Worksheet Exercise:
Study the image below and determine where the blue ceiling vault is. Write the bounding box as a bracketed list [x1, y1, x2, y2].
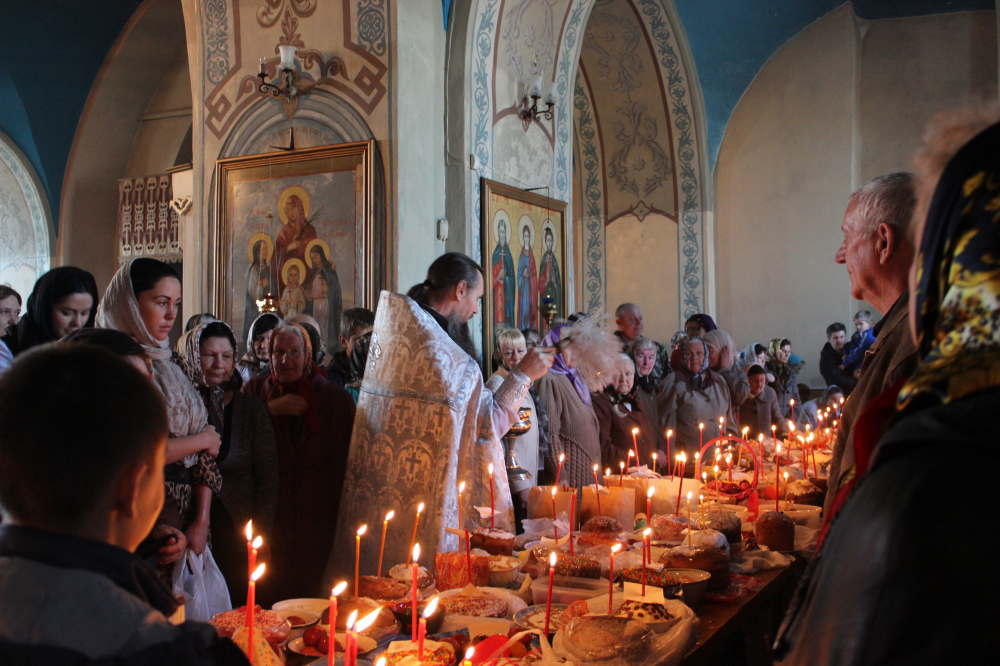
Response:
[0, 0, 993, 230]
[672, 0, 995, 168]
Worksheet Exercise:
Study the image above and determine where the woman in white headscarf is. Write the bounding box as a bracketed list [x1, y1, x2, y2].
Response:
[704, 330, 750, 410]
[97, 258, 222, 563]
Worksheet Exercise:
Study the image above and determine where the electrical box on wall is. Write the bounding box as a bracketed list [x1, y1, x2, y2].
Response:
[437, 218, 449, 241]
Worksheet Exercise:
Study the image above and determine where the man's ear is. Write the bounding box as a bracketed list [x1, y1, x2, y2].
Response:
[877, 222, 895, 265]
[113, 461, 147, 520]
[339, 334, 349, 351]
[455, 280, 468, 300]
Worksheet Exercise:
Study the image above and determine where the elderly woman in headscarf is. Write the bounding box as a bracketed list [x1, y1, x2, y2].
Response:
[237, 312, 282, 382]
[593, 353, 660, 469]
[773, 110, 1000, 666]
[533, 322, 604, 489]
[627, 337, 666, 454]
[795, 385, 844, 432]
[2, 266, 99, 356]
[96, 258, 222, 567]
[766, 337, 800, 418]
[242, 323, 355, 602]
[704, 330, 750, 410]
[178, 320, 278, 604]
[657, 336, 737, 463]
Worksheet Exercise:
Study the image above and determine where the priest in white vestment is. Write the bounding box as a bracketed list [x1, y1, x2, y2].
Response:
[329, 253, 552, 583]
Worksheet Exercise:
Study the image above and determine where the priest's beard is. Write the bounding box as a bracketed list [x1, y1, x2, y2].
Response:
[446, 314, 478, 360]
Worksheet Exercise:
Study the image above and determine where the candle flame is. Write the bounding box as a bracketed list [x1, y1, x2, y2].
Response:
[666, 429, 673, 438]
[412, 543, 421, 561]
[679, 452, 687, 463]
[652, 452, 657, 460]
[611, 543, 622, 554]
[788, 421, 796, 432]
[346, 609, 358, 630]
[488, 463, 494, 475]
[699, 423, 704, 430]
[417, 502, 425, 514]
[619, 462, 625, 470]
[628, 450, 634, 458]
[631, 427, 639, 435]
[643, 527, 651, 537]
[549, 551, 558, 566]
[790, 399, 795, 407]
[423, 596, 440, 618]
[783, 471, 788, 479]
[385, 510, 395, 521]
[797, 435, 805, 443]
[694, 452, 699, 460]
[465, 648, 475, 660]
[245, 520, 253, 542]
[758, 433, 764, 441]
[252, 535, 262, 549]
[457, 482, 465, 494]
[333, 581, 348, 596]
[702, 472, 707, 480]
[686, 491, 693, 500]
[776, 443, 781, 453]
[357, 524, 368, 536]
[593, 463, 599, 472]
[251, 563, 266, 581]
[699, 494, 704, 502]
[713, 465, 719, 474]
[558, 452, 565, 463]
[377, 658, 387, 666]
[551, 486, 558, 497]
[647, 486, 655, 498]
[605, 468, 611, 476]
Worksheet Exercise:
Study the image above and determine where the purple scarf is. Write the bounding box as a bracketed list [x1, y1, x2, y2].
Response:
[542, 324, 592, 406]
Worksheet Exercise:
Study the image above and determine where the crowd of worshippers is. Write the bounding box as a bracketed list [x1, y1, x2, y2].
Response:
[0, 105, 998, 665]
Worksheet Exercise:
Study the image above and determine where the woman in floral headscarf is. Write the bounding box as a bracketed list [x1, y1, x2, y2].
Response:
[178, 320, 278, 604]
[774, 109, 1000, 665]
[242, 323, 355, 602]
[97, 258, 222, 570]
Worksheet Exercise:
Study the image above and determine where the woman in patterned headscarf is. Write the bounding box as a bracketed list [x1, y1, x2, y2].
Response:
[97, 258, 222, 577]
[178, 320, 278, 604]
[242, 323, 355, 603]
[774, 109, 1000, 666]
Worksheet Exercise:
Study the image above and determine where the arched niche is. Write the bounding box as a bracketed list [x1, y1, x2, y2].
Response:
[60, 0, 190, 290]
[211, 89, 387, 297]
[0, 130, 53, 299]
[571, 0, 709, 337]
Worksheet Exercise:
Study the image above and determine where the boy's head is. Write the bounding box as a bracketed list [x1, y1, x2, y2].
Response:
[854, 310, 873, 333]
[826, 322, 847, 352]
[0, 345, 168, 551]
[339, 307, 375, 356]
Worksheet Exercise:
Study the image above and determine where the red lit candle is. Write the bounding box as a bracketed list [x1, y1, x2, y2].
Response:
[555, 453, 565, 486]
[488, 464, 496, 530]
[643, 527, 652, 567]
[631, 427, 639, 466]
[246, 563, 265, 664]
[544, 552, 557, 637]
[378, 511, 394, 577]
[550, 486, 559, 541]
[592, 464, 602, 517]
[354, 524, 367, 596]
[457, 481, 465, 532]
[666, 429, 673, 475]
[418, 596, 439, 661]
[646, 486, 654, 523]
[244, 520, 255, 577]
[408, 502, 424, 563]
[411, 544, 420, 641]
[608, 544, 622, 615]
[344, 611, 357, 666]
[699, 422, 704, 452]
[328, 582, 347, 666]
[619, 461, 625, 487]
[569, 491, 577, 555]
[674, 453, 686, 515]
[775, 443, 781, 512]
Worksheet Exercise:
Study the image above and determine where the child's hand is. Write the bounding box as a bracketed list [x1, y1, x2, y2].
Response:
[838, 364, 844, 370]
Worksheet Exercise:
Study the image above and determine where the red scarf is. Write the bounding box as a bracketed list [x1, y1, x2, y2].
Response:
[816, 378, 906, 550]
[260, 363, 325, 433]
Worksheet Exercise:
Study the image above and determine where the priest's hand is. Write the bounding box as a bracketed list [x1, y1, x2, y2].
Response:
[268, 394, 310, 417]
[516, 346, 555, 381]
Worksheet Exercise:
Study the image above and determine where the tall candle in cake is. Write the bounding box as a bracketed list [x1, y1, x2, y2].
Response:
[409, 502, 424, 561]
[378, 510, 394, 577]
[544, 552, 557, 637]
[354, 524, 367, 596]
[328, 581, 347, 666]
[608, 544, 622, 615]
[555, 453, 565, 486]
[411, 544, 420, 641]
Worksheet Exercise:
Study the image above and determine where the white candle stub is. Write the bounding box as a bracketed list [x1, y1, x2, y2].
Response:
[473, 506, 498, 519]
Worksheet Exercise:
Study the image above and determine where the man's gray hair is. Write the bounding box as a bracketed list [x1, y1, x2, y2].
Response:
[615, 302, 640, 319]
[849, 172, 916, 237]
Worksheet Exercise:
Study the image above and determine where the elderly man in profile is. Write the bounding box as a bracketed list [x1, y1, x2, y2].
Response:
[824, 173, 920, 514]
[614, 303, 670, 391]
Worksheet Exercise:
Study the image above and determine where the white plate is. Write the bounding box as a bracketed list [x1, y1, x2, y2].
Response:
[273, 609, 319, 629]
[272, 598, 329, 613]
[287, 633, 377, 658]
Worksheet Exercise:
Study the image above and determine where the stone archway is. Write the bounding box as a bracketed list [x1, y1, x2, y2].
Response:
[572, 0, 709, 336]
[0, 130, 53, 299]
